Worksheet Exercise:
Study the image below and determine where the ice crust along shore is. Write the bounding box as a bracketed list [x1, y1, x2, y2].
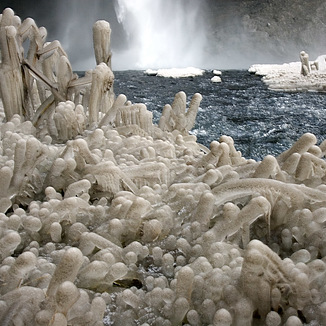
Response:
[249, 55, 326, 92]
[2, 7, 326, 326]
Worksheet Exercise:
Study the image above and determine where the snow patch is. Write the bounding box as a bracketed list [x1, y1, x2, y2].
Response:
[145, 67, 204, 78]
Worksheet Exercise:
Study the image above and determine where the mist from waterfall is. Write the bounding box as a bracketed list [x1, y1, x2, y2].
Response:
[1, 0, 325, 71]
[113, 0, 210, 70]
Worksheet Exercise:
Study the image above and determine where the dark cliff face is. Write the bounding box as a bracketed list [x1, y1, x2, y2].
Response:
[204, 0, 326, 64]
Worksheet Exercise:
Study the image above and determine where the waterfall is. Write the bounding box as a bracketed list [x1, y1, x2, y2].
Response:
[114, 0, 209, 70]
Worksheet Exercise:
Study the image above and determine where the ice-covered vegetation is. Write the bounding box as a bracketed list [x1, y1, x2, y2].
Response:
[1, 7, 326, 326]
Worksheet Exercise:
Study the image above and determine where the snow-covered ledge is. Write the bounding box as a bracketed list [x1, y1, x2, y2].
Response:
[249, 54, 326, 92]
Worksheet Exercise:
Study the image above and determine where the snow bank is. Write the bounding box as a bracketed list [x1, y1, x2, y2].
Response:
[249, 55, 326, 92]
[248, 61, 301, 76]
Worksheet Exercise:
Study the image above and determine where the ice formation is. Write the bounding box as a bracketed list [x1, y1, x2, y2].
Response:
[1, 7, 326, 326]
[249, 53, 326, 92]
[145, 67, 205, 78]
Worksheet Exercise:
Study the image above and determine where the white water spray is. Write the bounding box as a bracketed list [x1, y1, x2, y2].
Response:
[114, 0, 209, 70]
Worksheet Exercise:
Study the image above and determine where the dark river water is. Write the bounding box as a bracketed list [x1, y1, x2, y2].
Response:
[113, 70, 326, 161]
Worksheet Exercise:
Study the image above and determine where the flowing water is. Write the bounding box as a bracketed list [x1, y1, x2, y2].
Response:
[113, 0, 209, 70]
[113, 69, 326, 161]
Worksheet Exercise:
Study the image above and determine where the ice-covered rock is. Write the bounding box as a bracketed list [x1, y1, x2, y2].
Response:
[211, 75, 222, 83]
[213, 69, 222, 75]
